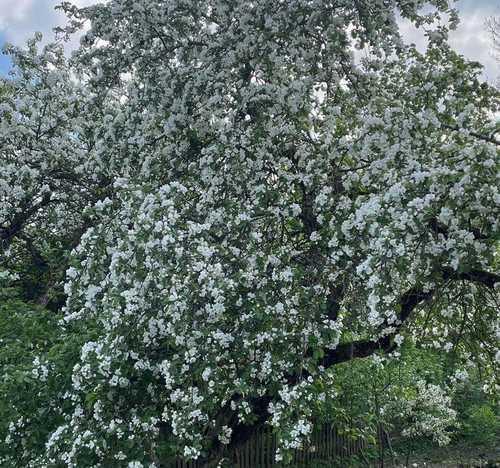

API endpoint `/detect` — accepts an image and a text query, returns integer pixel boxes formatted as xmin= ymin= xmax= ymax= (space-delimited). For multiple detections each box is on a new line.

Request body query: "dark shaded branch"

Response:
xmin=429 ymin=217 xmax=490 ymax=241
xmin=1 ymin=192 xmax=52 ymax=247
xmin=325 ymin=283 xmax=345 ymax=321
xmin=322 ymin=267 xmax=499 ymax=367
xmin=443 ymin=123 xmax=500 ymax=146
xmin=321 ymin=287 xmax=434 ymax=367
xmin=442 ymin=268 xmax=500 ymax=289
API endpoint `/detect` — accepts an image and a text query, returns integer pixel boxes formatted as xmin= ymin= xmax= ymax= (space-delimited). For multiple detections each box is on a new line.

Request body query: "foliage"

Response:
xmin=327 ymin=347 xmax=498 ymax=464
xmin=0 ymin=277 xmax=95 ymax=467
xmin=460 ymin=404 xmax=498 ymax=446
xmin=453 ymin=380 xmax=499 ymax=447
xmin=0 ymin=0 xmax=499 ymax=466
xmin=325 ymin=346 xmax=457 ymax=452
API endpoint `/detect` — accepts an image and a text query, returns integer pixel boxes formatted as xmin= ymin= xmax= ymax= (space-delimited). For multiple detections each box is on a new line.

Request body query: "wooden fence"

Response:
xmin=166 ymin=424 xmax=365 ymax=468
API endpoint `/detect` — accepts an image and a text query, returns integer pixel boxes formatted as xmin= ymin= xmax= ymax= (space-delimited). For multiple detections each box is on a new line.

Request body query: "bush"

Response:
xmin=460 ymin=404 xmax=499 ymax=446
xmin=0 ymin=288 xmax=96 ymax=467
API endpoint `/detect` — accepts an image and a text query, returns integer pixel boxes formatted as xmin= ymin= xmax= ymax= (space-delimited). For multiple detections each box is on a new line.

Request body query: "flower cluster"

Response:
xmin=384 ymin=380 xmax=458 ymax=446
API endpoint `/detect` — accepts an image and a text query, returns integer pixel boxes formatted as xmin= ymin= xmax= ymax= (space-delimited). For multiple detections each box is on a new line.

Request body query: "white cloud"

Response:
xmin=0 ymin=0 xmax=98 ymax=48
xmin=0 ymin=0 xmax=34 ymax=27
xmin=396 ymin=1 xmax=498 ymax=83
xmin=449 ymin=11 xmax=498 ymax=82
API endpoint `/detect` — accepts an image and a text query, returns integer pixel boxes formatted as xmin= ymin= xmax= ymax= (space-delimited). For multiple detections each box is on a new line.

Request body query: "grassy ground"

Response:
xmin=290 ymin=441 xmax=500 ymax=467
xmin=387 ymin=442 xmax=500 ymax=468
xmin=350 ymin=437 xmax=500 ymax=468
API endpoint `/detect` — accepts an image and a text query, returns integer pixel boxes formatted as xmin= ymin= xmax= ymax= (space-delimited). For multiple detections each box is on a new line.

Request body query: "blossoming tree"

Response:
xmin=1 ymin=0 xmax=499 ymax=466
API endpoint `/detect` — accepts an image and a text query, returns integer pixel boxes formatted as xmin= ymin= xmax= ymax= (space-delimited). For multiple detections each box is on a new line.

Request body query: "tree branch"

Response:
xmin=443 ymin=123 xmax=500 ymax=146
xmin=1 ymin=192 xmax=52 ymax=247
xmin=216 ymin=267 xmax=499 ymax=457
xmin=442 ymin=268 xmax=500 ymax=289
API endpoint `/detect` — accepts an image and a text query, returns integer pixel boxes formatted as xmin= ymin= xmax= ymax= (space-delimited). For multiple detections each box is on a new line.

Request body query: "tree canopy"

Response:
xmin=0 ymin=1 xmax=498 ymax=466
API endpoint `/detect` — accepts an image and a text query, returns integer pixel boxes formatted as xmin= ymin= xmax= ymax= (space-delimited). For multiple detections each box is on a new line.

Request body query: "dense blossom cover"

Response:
xmin=0 ymin=0 xmax=499 ymax=466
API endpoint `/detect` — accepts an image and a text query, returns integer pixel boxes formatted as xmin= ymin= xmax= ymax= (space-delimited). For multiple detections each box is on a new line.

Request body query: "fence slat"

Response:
xmin=324 ymin=426 xmax=328 ymax=460
xmin=247 ymin=435 xmax=252 ymax=468
xmin=327 ymin=426 xmax=331 ymax=459
xmin=262 ymin=429 xmax=265 ymax=468
xmin=253 ymin=426 xmax=258 ymax=467
xmin=266 ymin=427 xmax=272 ymax=467
xmin=168 ymin=423 xmax=366 ymax=467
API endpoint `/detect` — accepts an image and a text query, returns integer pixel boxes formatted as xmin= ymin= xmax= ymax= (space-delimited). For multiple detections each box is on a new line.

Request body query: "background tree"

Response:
xmin=0 ymin=36 xmax=116 ymax=309
xmin=488 ymin=13 xmax=500 ymax=60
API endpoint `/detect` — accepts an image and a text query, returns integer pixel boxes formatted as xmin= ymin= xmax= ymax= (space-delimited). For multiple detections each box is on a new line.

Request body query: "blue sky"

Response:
xmin=0 ymin=0 xmax=498 ymax=80
xmin=0 ymin=32 xmax=11 ymax=75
